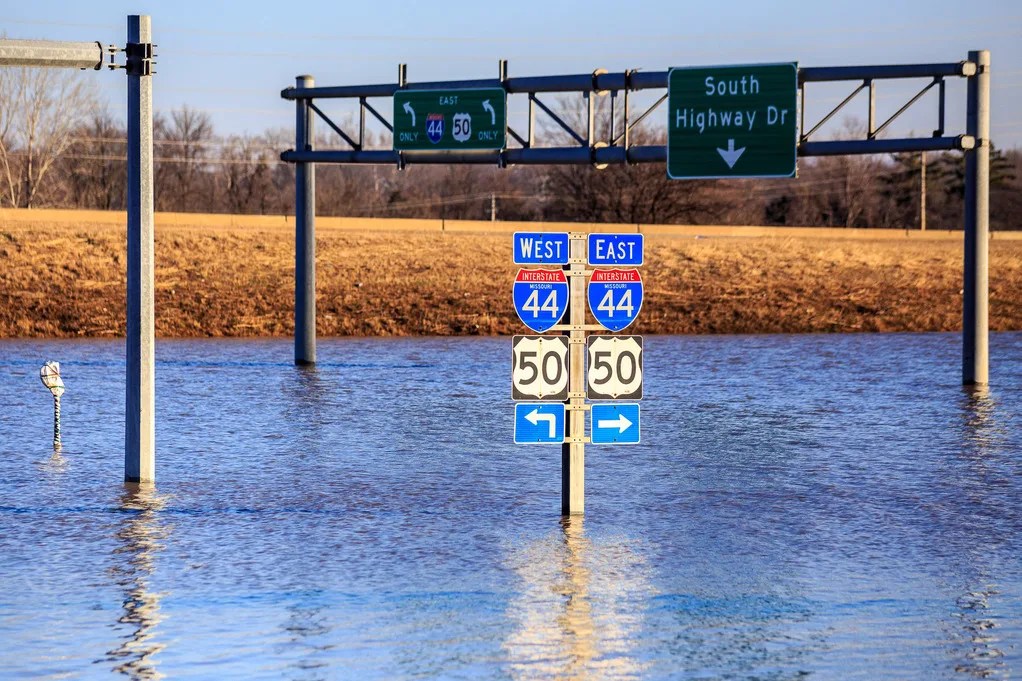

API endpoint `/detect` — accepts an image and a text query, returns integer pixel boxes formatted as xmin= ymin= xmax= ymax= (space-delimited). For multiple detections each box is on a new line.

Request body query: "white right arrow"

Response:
xmin=482 ymin=99 xmax=496 ymax=125
xmin=526 ymin=408 xmax=557 ymax=438
xmin=716 ymin=138 xmax=745 ymax=169
xmin=597 ymin=413 xmax=632 ymax=433
xmin=403 ymin=101 xmax=416 ymax=126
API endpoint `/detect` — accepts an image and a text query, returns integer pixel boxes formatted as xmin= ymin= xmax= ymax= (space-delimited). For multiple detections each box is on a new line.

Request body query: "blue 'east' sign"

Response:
xmin=513 ymin=268 xmax=569 ymax=333
xmin=591 ymin=403 xmax=640 ymax=445
xmin=588 ymin=268 xmax=643 ymax=332
xmin=588 ymin=233 xmax=644 ymax=266
xmin=514 ymin=403 xmax=565 ymax=444
xmin=513 ymin=232 xmax=569 ymax=265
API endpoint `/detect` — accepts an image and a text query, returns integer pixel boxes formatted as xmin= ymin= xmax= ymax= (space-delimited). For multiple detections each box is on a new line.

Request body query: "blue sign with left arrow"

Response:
xmin=514 ymin=403 xmax=565 ymax=444
xmin=591 ymin=403 xmax=640 ymax=444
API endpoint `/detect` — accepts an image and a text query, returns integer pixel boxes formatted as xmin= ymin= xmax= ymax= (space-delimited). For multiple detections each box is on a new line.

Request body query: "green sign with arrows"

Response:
xmin=393 ymin=88 xmax=506 ymax=151
xmin=667 ymin=63 xmax=798 ymax=180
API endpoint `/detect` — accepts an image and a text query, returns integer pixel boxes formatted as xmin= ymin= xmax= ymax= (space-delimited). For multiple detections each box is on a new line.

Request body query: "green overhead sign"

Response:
xmin=393 ymin=88 xmax=506 ymax=151
xmin=667 ymin=62 xmax=798 ymax=179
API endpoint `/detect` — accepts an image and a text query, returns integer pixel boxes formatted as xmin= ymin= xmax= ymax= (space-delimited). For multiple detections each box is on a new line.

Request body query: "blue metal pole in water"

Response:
xmin=295 ymin=75 xmax=316 ymax=365
xmin=125 ymin=15 xmax=155 ymax=482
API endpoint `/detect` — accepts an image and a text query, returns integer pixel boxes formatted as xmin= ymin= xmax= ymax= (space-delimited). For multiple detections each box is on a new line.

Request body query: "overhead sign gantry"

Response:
xmin=281 ymin=52 xmax=992 ymax=514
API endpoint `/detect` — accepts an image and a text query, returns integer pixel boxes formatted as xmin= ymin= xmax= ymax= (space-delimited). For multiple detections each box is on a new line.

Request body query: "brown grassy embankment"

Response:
xmin=1 ymin=209 xmax=1020 ymax=337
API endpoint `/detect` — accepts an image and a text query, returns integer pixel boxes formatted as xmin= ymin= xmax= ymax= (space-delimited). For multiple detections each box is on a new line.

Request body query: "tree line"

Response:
xmin=2 ymin=67 xmax=1019 ymax=229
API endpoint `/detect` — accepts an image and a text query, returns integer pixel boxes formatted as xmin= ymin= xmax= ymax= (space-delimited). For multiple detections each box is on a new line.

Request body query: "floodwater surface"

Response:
xmin=1 ymin=333 xmax=1020 ymax=679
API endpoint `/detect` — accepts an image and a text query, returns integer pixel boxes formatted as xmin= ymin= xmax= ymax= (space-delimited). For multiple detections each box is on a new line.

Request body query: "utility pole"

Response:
xmin=920 ymin=151 xmax=927 ymax=231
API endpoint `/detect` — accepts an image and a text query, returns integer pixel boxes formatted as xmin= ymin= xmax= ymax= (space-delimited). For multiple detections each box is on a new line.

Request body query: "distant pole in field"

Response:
xmin=125 ymin=14 xmax=156 ymax=482
xmin=295 ymin=74 xmax=316 ymax=365
xmin=919 ymin=151 xmax=927 ymax=232
xmin=40 ymin=361 xmax=65 ymax=449
xmin=963 ymin=50 xmax=990 ymax=386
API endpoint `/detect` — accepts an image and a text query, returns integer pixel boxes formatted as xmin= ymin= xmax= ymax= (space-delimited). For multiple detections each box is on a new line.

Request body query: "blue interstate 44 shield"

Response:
xmin=513 ymin=268 xmax=568 ymax=333
xmin=588 ymin=268 xmax=643 ymax=332
xmin=426 ymin=113 xmax=444 ymax=144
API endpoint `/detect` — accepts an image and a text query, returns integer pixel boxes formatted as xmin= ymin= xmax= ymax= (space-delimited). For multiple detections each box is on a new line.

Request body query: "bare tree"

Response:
xmin=216 ymin=132 xmax=281 ymax=214
xmin=57 ymin=108 xmax=127 ymax=210
xmin=540 ymin=95 xmax=727 ymax=224
xmin=0 ymin=66 xmax=98 ymax=207
xmin=154 ymin=105 xmax=214 ymax=211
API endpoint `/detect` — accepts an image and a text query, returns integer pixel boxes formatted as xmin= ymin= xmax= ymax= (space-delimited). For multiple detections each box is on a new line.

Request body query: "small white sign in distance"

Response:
xmin=586 ymin=335 xmax=643 ymax=400
xmin=512 ymin=335 xmax=570 ymax=401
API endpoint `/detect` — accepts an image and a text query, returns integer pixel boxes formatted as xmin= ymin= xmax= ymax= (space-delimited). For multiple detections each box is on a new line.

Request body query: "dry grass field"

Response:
xmin=1 ymin=210 xmax=1020 ymax=338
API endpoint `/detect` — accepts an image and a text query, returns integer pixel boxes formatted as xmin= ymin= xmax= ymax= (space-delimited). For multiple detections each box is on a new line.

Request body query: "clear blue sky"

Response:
xmin=5 ymin=0 xmax=1021 ymax=148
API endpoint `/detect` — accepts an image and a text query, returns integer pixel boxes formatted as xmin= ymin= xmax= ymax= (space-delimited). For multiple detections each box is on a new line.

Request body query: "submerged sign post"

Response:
xmin=511 ymin=230 xmax=647 ymax=511
xmin=667 ymin=62 xmax=798 ymax=179
xmin=393 ymin=88 xmax=506 ymax=151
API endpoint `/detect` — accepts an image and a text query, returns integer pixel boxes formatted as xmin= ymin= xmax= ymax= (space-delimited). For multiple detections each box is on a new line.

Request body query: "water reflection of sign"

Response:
xmin=587 ymin=335 xmax=642 ymax=400
xmin=503 ymin=518 xmax=648 ymax=677
xmin=513 ymin=335 xmax=569 ymax=401
xmin=110 ymin=486 xmax=167 ymax=678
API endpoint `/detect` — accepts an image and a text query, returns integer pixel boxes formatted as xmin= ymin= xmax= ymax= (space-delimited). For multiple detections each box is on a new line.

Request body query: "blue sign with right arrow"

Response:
xmin=590 ymin=403 xmax=640 ymax=445
xmin=514 ymin=403 xmax=565 ymax=444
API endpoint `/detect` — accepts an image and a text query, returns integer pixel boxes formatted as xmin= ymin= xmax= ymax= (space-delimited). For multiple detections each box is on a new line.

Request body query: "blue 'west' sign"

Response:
xmin=588 ymin=233 xmax=644 ymax=266
xmin=591 ymin=403 xmax=640 ymax=444
xmin=513 ymin=268 xmax=569 ymax=333
xmin=513 ymin=232 xmax=570 ymax=265
xmin=588 ymin=268 xmax=643 ymax=332
xmin=514 ymin=403 xmax=565 ymax=444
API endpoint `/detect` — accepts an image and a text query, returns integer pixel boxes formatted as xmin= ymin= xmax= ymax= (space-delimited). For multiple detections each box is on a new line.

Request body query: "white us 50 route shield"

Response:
xmin=512 ymin=335 xmax=570 ymax=401
xmin=586 ymin=335 xmax=643 ymax=400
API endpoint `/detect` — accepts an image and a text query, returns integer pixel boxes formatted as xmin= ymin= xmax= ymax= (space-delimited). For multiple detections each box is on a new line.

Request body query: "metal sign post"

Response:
xmin=561 ymin=233 xmax=588 ymax=515
xmin=1 ymin=15 xmax=157 ymax=483
xmin=124 ymin=15 xmax=156 ymax=483
xmin=294 ymin=74 xmax=317 ymax=366
xmin=963 ymin=50 xmax=990 ymax=386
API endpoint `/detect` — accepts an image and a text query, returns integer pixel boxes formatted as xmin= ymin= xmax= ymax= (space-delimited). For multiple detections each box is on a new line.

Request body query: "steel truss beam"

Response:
xmin=281 ymin=52 xmax=991 ymax=390
xmin=281 ymin=58 xmax=977 ymax=166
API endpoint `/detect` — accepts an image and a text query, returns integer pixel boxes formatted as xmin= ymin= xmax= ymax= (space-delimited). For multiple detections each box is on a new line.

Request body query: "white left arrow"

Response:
xmin=716 ymin=138 xmax=745 ymax=169
xmin=482 ymin=99 xmax=496 ymax=125
xmin=597 ymin=413 xmax=632 ymax=433
xmin=403 ymin=101 xmax=416 ymax=126
xmin=526 ymin=408 xmax=557 ymax=438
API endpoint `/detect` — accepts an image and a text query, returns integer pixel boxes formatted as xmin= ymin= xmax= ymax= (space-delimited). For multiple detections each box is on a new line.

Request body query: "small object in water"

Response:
xmin=40 ymin=361 xmax=64 ymax=448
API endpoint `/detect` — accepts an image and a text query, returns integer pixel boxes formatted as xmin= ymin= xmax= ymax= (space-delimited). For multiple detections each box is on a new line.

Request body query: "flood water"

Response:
xmin=1 ymin=332 xmax=1020 ymax=679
